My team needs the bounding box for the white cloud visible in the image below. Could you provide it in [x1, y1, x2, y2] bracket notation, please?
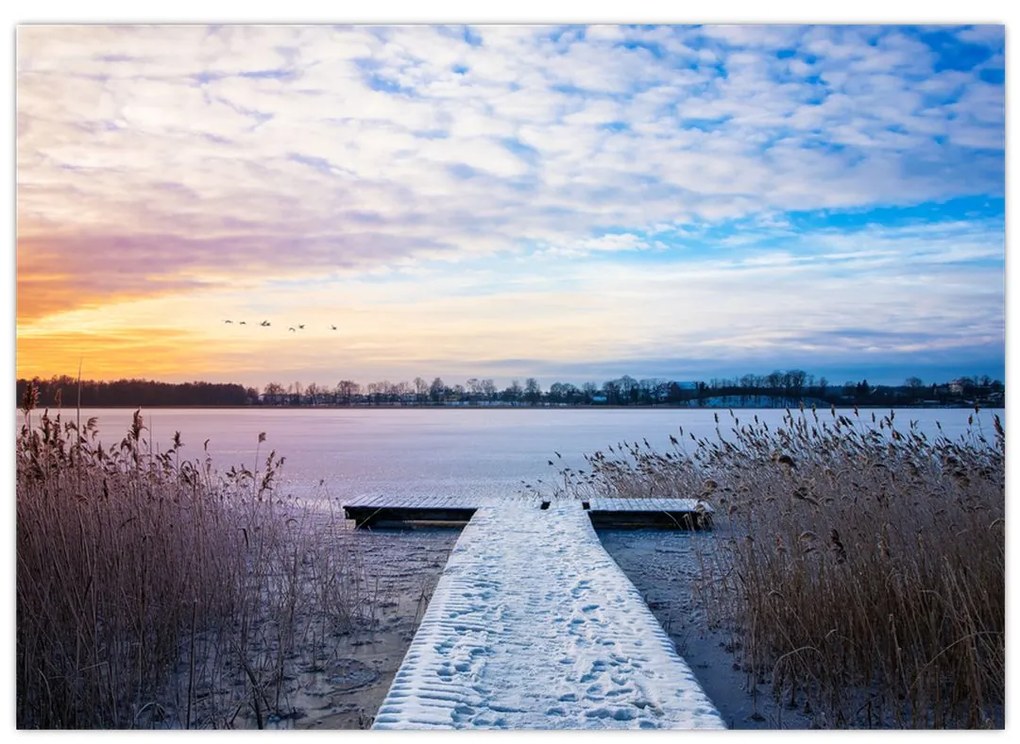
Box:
[16, 24, 1004, 371]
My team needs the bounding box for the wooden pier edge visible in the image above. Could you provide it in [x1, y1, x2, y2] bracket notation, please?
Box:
[342, 495, 714, 530]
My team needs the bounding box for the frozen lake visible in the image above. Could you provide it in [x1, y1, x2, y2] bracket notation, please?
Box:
[19, 407, 1001, 503]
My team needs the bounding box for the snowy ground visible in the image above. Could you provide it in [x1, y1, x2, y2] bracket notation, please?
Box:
[372, 501, 725, 730]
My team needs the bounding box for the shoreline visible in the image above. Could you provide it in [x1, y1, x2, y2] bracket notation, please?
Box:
[169, 525, 459, 730]
[598, 528, 813, 729]
[19, 403, 997, 410]
[222, 522, 802, 730]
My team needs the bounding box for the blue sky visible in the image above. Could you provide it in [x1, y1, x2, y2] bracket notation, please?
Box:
[15, 22, 1006, 387]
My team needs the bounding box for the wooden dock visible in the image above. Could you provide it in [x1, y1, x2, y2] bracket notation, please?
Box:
[368, 500, 724, 730]
[342, 494, 713, 529]
[584, 497, 713, 529]
[342, 494, 481, 528]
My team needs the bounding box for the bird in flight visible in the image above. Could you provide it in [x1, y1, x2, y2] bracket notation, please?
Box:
[239, 321, 247, 325]
[223, 319, 233, 324]
[260, 320, 271, 327]
[331, 325, 337, 330]
[288, 327, 296, 332]
[298, 324, 305, 329]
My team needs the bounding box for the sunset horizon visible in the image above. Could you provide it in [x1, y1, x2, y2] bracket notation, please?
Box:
[16, 24, 1005, 389]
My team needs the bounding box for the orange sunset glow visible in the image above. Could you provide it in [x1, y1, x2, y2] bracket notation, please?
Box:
[16, 24, 1005, 388]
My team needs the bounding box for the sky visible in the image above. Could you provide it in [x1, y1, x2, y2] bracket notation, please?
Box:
[15, 22, 1006, 389]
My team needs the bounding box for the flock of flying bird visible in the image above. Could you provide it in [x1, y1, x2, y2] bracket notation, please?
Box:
[223, 320, 339, 332]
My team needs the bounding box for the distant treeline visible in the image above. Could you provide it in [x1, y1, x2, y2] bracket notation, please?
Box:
[17, 370, 1005, 410]
[17, 376, 257, 408]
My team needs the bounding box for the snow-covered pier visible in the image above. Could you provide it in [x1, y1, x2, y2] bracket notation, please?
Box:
[369, 500, 725, 730]
[342, 493, 712, 529]
[342, 494, 480, 528]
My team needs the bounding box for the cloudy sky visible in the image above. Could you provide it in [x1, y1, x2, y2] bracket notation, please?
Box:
[15, 23, 1005, 388]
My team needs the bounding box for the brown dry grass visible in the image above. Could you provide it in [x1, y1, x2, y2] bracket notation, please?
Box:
[555, 407, 1004, 728]
[16, 391, 377, 729]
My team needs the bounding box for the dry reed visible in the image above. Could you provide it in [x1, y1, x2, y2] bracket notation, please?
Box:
[551, 407, 1004, 728]
[16, 387, 377, 729]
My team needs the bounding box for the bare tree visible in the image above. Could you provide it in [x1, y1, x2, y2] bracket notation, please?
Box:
[787, 369, 807, 398]
[602, 380, 621, 405]
[335, 379, 360, 404]
[639, 378, 664, 403]
[503, 379, 522, 404]
[263, 382, 285, 403]
[481, 379, 497, 400]
[524, 377, 542, 405]
[429, 377, 446, 403]
[549, 382, 568, 404]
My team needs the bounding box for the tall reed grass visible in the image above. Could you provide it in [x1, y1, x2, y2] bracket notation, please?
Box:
[16, 388, 377, 729]
[554, 407, 1004, 728]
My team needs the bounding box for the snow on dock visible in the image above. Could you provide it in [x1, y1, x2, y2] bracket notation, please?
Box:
[342, 494, 495, 527]
[342, 494, 712, 528]
[585, 496, 713, 529]
[586, 496, 705, 511]
[371, 500, 725, 730]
